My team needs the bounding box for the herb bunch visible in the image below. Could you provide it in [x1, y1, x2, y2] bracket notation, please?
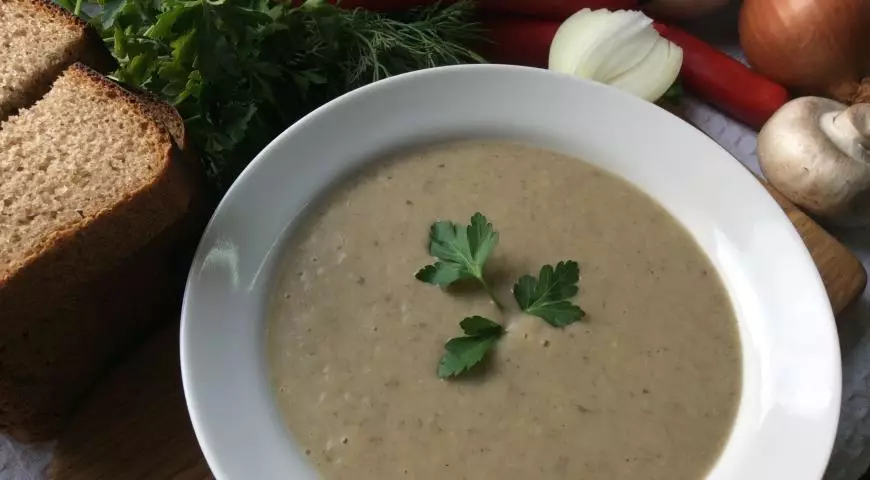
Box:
[64, 0, 484, 190]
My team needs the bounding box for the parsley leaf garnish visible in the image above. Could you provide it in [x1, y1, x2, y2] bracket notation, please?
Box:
[513, 260, 585, 327]
[438, 316, 504, 379]
[416, 213, 503, 309]
[416, 213, 589, 378]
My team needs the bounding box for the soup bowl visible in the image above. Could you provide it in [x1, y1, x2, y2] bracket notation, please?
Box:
[181, 64, 841, 479]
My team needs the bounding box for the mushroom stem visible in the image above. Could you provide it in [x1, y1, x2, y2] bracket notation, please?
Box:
[844, 103, 870, 145]
[821, 104, 870, 160]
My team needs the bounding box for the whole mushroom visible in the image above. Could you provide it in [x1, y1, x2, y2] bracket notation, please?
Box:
[757, 97, 870, 226]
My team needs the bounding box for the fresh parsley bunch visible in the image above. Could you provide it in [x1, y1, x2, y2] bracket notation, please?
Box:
[64, 0, 484, 191]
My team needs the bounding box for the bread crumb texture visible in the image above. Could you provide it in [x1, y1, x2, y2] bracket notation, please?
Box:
[0, 65, 171, 278]
[0, 0, 88, 118]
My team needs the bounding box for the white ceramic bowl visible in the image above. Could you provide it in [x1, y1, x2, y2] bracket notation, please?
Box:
[181, 65, 841, 480]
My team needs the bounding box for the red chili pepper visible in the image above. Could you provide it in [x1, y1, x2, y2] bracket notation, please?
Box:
[653, 23, 789, 129]
[483, 18, 789, 129]
[479, 0, 638, 18]
[480, 18, 560, 68]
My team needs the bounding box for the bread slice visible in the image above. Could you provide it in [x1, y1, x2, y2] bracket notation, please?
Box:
[0, 62, 192, 285]
[0, 0, 114, 120]
[0, 63, 198, 439]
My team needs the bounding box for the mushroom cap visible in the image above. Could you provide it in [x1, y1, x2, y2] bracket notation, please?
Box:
[758, 96, 870, 226]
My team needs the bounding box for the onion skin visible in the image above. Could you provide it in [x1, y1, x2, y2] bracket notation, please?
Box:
[739, 0, 870, 104]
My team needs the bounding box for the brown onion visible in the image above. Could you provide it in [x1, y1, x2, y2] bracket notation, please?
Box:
[739, 0, 870, 105]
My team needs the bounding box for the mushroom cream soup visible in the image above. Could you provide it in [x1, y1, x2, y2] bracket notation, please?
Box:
[266, 140, 742, 480]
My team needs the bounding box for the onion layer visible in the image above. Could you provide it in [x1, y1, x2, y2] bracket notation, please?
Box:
[548, 9, 683, 102]
[739, 0, 870, 104]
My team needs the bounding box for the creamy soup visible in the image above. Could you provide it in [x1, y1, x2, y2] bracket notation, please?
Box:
[267, 141, 742, 480]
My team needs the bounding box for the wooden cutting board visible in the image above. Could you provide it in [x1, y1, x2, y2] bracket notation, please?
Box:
[760, 180, 866, 315]
[48, 184, 866, 480]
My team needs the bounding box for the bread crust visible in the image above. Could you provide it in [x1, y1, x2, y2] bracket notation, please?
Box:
[123, 83, 190, 152]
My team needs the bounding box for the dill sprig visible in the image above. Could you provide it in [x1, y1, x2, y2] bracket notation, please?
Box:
[306, 0, 485, 86]
[66, 0, 484, 191]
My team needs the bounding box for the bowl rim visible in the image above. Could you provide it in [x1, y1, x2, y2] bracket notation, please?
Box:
[181, 63, 841, 480]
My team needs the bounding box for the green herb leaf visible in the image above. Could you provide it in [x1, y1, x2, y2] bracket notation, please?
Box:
[458, 315, 504, 336]
[416, 213, 502, 308]
[513, 261, 585, 327]
[660, 78, 683, 104]
[416, 213, 498, 284]
[99, 0, 127, 30]
[438, 316, 504, 379]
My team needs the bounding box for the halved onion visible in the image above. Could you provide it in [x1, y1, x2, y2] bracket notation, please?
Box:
[549, 9, 683, 102]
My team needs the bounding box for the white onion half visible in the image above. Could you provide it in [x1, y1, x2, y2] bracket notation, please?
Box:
[548, 9, 683, 102]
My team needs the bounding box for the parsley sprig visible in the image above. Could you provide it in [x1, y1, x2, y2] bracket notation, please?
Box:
[437, 316, 504, 379]
[418, 213, 586, 379]
[514, 261, 586, 327]
[415, 213, 503, 309]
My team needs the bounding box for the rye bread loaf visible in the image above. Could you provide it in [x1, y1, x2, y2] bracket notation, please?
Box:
[0, 63, 199, 440]
[0, 0, 114, 120]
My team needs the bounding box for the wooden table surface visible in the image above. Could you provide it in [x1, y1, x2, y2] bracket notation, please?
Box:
[49, 323, 212, 480]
